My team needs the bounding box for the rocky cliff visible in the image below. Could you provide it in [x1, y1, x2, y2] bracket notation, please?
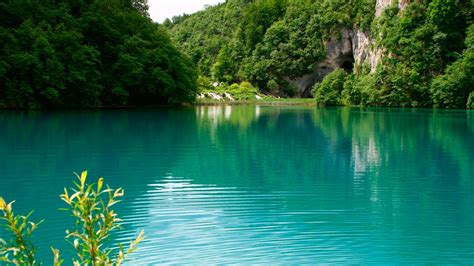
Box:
[289, 0, 411, 96]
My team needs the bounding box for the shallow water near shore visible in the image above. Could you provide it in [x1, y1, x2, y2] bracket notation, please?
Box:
[0, 106, 473, 264]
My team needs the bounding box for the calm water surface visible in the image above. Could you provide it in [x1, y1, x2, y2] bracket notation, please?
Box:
[0, 106, 473, 264]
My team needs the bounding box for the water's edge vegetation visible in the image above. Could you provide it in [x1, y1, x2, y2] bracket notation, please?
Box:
[0, 0, 472, 109]
[0, 171, 144, 265]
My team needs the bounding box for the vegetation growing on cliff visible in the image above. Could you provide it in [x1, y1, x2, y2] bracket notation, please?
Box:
[345, 0, 474, 108]
[431, 24, 474, 108]
[169, 0, 473, 108]
[0, 0, 197, 108]
[169, 0, 376, 96]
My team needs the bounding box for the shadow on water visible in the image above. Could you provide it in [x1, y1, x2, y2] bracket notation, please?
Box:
[0, 106, 473, 264]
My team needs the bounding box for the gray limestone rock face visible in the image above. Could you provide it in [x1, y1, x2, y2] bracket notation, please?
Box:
[287, 0, 411, 96]
[397, 0, 412, 13]
[286, 29, 354, 96]
[375, 0, 393, 17]
[375, 0, 411, 16]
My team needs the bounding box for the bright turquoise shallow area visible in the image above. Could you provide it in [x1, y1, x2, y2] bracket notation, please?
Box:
[1, 106, 474, 264]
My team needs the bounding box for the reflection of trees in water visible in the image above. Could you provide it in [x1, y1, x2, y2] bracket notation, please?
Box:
[429, 110, 474, 184]
[1, 107, 473, 261]
[310, 107, 474, 250]
[0, 109, 203, 260]
[193, 106, 352, 193]
[0, 110, 197, 184]
[192, 106, 474, 251]
[469, 111, 474, 134]
[2, 107, 471, 194]
[192, 106, 474, 192]
[310, 107, 474, 181]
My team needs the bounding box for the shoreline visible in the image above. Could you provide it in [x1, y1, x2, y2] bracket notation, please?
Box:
[195, 98, 316, 106]
[0, 98, 317, 110]
[1, 99, 473, 110]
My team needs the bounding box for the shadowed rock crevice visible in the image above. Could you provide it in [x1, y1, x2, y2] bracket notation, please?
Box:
[286, 0, 414, 97]
[287, 29, 356, 97]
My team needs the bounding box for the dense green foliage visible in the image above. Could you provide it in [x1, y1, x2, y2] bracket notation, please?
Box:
[343, 0, 474, 108]
[170, 0, 473, 108]
[431, 24, 474, 108]
[1, 0, 472, 108]
[169, 0, 375, 96]
[0, 0, 197, 108]
[312, 68, 347, 106]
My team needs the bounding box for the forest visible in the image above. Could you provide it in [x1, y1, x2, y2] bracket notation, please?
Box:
[0, 0, 473, 108]
[0, 0, 197, 108]
[168, 0, 474, 108]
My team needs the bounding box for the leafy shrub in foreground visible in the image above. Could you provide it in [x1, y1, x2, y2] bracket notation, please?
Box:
[0, 171, 144, 265]
[0, 198, 40, 264]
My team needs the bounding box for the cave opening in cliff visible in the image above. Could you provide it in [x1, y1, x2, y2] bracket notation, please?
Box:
[341, 60, 354, 72]
[339, 54, 355, 73]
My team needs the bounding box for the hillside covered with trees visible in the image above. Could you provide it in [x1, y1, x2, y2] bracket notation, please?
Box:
[1, 0, 472, 109]
[168, 0, 474, 108]
[0, 0, 197, 108]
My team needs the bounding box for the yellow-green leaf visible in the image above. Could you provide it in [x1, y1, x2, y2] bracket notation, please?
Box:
[70, 191, 81, 202]
[62, 188, 69, 201]
[6, 201, 14, 212]
[135, 229, 145, 245]
[80, 170, 88, 187]
[51, 246, 61, 266]
[97, 177, 104, 192]
[0, 197, 5, 211]
[113, 188, 124, 198]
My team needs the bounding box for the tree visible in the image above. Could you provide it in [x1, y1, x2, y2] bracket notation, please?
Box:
[132, 0, 149, 16]
[431, 25, 474, 108]
[0, 0, 197, 108]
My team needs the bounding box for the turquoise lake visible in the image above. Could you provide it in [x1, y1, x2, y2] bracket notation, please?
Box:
[0, 106, 473, 264]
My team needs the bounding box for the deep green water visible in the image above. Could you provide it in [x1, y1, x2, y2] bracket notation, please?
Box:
[0, 106, 473, 264]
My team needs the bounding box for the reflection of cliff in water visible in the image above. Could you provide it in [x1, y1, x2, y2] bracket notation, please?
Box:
[0, 107, 473, 263]
[193, 106, 474, 187]
[190, 106, 474, 232]
[1, 107, 472, 211]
